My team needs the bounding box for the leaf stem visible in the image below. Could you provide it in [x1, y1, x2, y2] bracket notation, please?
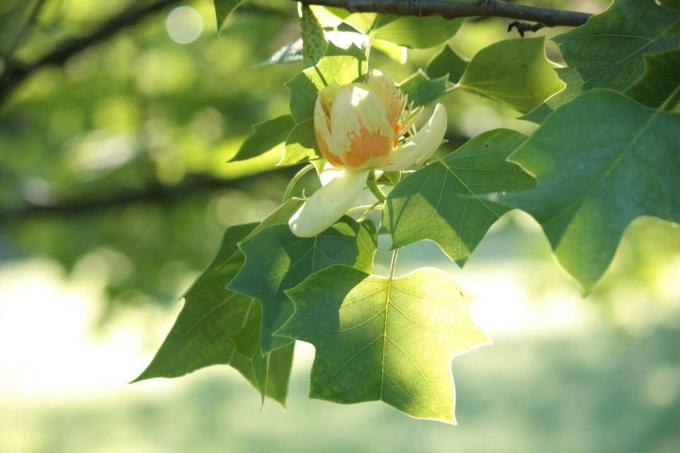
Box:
[282, 163, 316, 201]
[388, 249, 399, 280]
[367, 171, 387, 202]
[659, 84, 680, 111]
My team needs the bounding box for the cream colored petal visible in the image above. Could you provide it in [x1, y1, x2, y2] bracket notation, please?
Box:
[318, 161, 343, 186]
[314, 95, 337, 155]
[289, 169, 369, 237]
[380, 103, 447, 171]
[330, 84, 392, 148]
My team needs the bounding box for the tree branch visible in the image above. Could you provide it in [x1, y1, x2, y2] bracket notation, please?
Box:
[0, 169, 294, 225]
[0, 1, 292, 105]
[296, 0, 591, 27]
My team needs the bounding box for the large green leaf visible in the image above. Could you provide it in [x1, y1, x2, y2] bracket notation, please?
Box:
[231, 116, 294, 162]
[229, 218, 377, 353]
[301, 5, 328, 66]
[625, 49, 680, 109]
[426, 45, 468, 84]
[214, 0, 242, 33]
[384, 129, 534, 265]
[554, 0, 680, 91]
[373, 16, 464, 49]
[498, 89, 680, 292]
[286, 51, 364, 123]
[134, 224, 294, 405]
[398, 71, 448, 108]
[458, 37, 565, 113]
[280, 265, 490, 423]
[521, 68, 584, 124]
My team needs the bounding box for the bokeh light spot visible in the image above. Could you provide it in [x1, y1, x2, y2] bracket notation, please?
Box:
[166, 6, 203, 44]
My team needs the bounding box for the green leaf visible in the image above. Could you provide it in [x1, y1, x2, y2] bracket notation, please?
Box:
[280, 118, 319, 166]
[287, 53, 363, 123]
[229, 218, 377, 352]
[426, 45, 468, 84]
[497, 89, 680, 292]
[279, 265, 490, 423]
[214, 0, 242, 33]
[232, 116, 294, 162]
[384, 129, 534, 265]
[134, 223, 294, 405]
[301, 5, 328, 66]
[398, 71, 448, 108]
[554, 0, 680, 91]
[625, 49, 680, 109]
[521, 68, 584, 124]
[373, 16, 464, 49]
[458, 37, 565, 113]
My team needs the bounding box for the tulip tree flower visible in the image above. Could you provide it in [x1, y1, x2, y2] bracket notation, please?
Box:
[289, 70, 448, 238]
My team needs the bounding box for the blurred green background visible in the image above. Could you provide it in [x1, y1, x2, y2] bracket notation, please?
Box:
[1, 0, 679, 452]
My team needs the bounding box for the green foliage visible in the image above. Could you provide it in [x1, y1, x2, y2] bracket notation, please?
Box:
[280, 265, 489, 423]
[398, 71, 448, 108]
[232, 116, 294, 162]
[554, 0, 680, 91]
[521, 68, 584, 123]
[426, 45, 468, 83]
[134, 223, 294, 404]
[301, 5, 328, 66]
[458, 37, 565, 113]
[384, 129, 534, 264]
[281, 118, 319, 165]
[372, 16, 464, 48]
[499, 89, 680, 292]
[214, 0, 243, 33]
[625, 49, 680, 109]
[229, 218, 377, 352]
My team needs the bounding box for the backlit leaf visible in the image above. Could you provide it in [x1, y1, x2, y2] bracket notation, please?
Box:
[373, 16, 464, 49]
[384, 129, 534, 265]
[426, 45, 468, 84]
[625, 49, 680, 109]
[214, 0, 242, 33]
[280, 265, 490, 423]
[232, 116, 294, 162]
[399, 71, 448, 108]
[301, 5, 328, 66]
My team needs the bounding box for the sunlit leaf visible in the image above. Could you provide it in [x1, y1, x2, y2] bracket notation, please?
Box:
[384, 129, 534, 265]
[497, 89, 680, 292]
[280, 265, 490, 423]
[229, 218, 377, 352]
[554, 0, 680, 91]
[458, 37, 565, 113]
[373, 16, 464, 49]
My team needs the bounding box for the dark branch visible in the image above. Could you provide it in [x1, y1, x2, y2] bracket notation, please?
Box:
[296, 0, 591, 27]
[0, 169, 294, 225]
[507, 21, 545, 37]
[0, 1, 292, 105]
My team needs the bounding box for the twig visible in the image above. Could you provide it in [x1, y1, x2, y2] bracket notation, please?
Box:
[295, 0, 591, 27]
[507, 20, 545, 37]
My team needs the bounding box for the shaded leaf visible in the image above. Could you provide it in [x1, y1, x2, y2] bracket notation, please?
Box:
[135, 223, 293, 405]
[301, 5, 328, 66]
[625, 49, 680, 109]
[229, 218, 377, 352]
[232, 116, 294, 162]
[214, 0, 242, 33]
[498, 89, 680, 292]
[280, 118, 319, 166]
[554, 0, 680, 91]
[373, 16, 464, 49]
[458, 37, 565, 113]
[280, 265, 490, 423]
[399, 71, 448, 108]
[384, 129, 534, 265]
[521, 68, 584, 124]
[426, 45, 468, 84]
